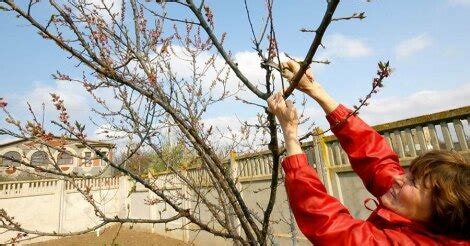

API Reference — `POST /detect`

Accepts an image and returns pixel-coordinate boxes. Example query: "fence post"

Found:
[312,128,333,195]
[56,179,66,235]
[118,175,130,217]
[147,171,157,233]
[229,151,243,239]
[181,169,190,243]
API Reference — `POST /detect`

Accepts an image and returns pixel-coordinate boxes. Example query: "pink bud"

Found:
[0,98,7,108]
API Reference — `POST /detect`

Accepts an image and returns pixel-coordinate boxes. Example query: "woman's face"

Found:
[380,173,432,222]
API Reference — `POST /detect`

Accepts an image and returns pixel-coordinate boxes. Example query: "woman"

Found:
[267,61,469,245]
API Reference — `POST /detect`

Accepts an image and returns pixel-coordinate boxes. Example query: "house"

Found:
[0,137,115,179]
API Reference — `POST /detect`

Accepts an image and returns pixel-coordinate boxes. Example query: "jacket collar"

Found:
[375,205,433,234]
[365,198,423,227]
[368,201,465,243]
[376,206,413,225]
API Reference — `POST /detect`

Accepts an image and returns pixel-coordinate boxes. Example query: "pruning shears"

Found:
[261,61,283,72]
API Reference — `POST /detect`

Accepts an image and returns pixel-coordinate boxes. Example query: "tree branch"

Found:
[185,0,267,100]
[283,0,339,98]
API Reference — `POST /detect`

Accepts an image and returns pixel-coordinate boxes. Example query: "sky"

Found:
[1,0,469,147]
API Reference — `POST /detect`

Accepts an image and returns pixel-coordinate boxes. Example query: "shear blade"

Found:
[262,61,282,71]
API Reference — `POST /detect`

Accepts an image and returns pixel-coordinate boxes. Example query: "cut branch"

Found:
[332,12,365,21]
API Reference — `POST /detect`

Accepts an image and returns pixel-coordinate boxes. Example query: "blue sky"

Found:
[1,0,469,145]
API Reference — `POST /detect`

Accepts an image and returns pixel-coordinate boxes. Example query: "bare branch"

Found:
[299,61,392,141]
[185,0,267,100]
[332,12,366,21]
[283,0,340,98]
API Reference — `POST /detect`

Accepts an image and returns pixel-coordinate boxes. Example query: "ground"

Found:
[29,225,188,246]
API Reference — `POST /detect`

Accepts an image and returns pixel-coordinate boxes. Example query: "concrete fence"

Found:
[0,177,122,244]
[0,106,468,245]
[0,168,307,245]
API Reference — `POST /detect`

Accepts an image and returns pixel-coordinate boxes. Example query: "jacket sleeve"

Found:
[326,104,404,197]
[282,154,390,245]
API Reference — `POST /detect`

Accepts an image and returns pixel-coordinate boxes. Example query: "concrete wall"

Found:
[122,178,311,246]
[0,177,121,244]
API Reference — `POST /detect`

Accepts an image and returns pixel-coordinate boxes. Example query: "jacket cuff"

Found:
[325,104,353,126]
[282,153,309,174]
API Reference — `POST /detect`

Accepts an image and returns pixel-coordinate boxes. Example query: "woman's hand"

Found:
[267,91,298,136]
[267,91,302,155]
[281,60,339,114]
[281,60,315,93]
[281,61,326,99]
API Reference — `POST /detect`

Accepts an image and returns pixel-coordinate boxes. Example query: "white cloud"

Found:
[87,0,122,21]
[298,105,327,129]
[47,81,88,108]
[395,34,431,59]
[234,51,266,85]
[203,115,241,129]
[202,114,274,153]
[93,124,129,140]
[319,34,373,59]
[19,80,91,120]
[0,80,102,143]
[5,79,124,137]
[202,115,248,146]
[448,0,470,6]
[158,46,292,102]
[232,51,269,99]
[166,45,246,99]
[359,83,470,125]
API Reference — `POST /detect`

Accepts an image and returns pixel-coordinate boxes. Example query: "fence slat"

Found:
[253,158,259,176]
[399,131,409,156]
[393,130,406,157]
[427,124,440,150]
[405,129,417,157]
[440,122,454,150]
[252,158,258,176]
[258,157,263,176]
[389,132,398,155]
[327,145,335,167]
[333,143,342,165]
[253,159,258,176]
[453,119,468,151]
[241,162,247,177]
[257,158,265,175]
[261,156,268,175]
[383,132,393,150]
[341,149,350,165]
[416,126,428,153]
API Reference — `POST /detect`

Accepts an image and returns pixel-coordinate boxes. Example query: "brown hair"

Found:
[409,150,469,239]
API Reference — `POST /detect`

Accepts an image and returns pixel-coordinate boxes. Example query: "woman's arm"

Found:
[267,93,391,245]
[281,60,404,197]
[327,105,404,197]
[283,153,391,245]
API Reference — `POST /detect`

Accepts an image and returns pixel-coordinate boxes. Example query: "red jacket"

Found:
[282,105,469,245]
